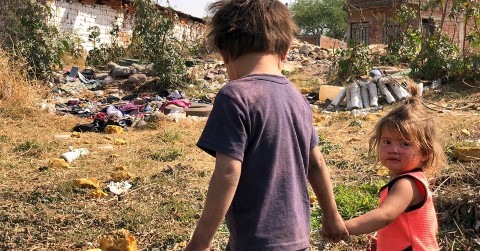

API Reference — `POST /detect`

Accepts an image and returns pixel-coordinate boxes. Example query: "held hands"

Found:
[319,213,349,243]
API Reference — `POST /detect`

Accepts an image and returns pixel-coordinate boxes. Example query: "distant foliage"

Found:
[382,5,421,65]
[130,0,186,89]
[411,32,461,80]
[332,40,371,84]
[86,24,125,67]
[290,0,347,39]
[2,0,62,79]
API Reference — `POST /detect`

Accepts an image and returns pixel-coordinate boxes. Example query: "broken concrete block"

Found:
[185,104,213,117]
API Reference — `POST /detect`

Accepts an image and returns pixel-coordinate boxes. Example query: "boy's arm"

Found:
[345,178,419,235]
[308,146,349,242]
[186,153,242,251]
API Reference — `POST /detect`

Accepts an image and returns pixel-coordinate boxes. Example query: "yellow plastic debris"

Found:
[71,132,81,138]
[114,138,127,145]
[91,188,108,198]
[74,178,100,189]
[98,229,137,251]
[461,129,471,136]
[104,125,124,134]
[111,171,133,182]
[49,158,70,169]
[454,147,480,161]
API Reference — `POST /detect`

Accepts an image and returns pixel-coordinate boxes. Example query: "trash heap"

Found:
[45,59,227,132]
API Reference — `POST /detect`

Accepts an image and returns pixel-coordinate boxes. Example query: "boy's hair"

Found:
[369,83,447,173]
[207,0,298,60]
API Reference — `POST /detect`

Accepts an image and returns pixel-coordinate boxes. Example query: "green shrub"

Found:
[86,25,125,67]
[149,149,184,162]
[333,40,371,84]
[3,0,63,79]
[411,32,461,80]
[130,0,186,89]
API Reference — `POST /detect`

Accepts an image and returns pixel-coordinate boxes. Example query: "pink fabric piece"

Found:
[160,100,192,111]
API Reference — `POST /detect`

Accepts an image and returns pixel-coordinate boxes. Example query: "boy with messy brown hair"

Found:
[185,0,348,250]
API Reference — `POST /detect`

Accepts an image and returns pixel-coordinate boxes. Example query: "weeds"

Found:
[150,149,184,162]
[13,140,39,153]
[318,133,341,154]
[334,182,384,219]
[157,129,183,143]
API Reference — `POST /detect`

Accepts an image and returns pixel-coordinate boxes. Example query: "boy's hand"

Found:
[320,213,349,242]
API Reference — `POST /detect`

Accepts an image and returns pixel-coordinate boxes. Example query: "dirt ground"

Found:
[0,66,479,250]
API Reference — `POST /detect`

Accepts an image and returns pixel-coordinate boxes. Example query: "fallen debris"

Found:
[98,229,137,251]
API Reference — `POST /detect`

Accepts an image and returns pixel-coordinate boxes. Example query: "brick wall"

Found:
[320,35,347,50]
[347,0,474,51]
[296,35,346,49]
[0,0,206,52]
[49,0,134,51]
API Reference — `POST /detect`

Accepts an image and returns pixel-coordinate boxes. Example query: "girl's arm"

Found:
[345,178,423,235]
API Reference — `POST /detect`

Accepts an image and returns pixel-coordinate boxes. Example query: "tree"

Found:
[290,0,347,39]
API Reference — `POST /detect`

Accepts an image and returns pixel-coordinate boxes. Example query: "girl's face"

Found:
[379,127,429,177]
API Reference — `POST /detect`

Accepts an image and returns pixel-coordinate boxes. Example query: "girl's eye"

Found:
[382,140,391,145]
[401,142,410,147]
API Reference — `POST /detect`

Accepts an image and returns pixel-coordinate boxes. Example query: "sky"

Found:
[157,0,293,19]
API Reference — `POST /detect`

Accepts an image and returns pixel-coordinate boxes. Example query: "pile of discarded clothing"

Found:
[68,90,192,133]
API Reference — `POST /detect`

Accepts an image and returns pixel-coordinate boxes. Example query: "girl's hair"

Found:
[206,0,298,61]
[369,82,447,173]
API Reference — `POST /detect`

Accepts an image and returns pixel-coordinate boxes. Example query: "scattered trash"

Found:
[48,158,70,169]
[98,229,136,251]
[107,180,132,195]
[461,129,471,136]
[98,145,115,151]
[104,125,124,134]
[71,132,81,138]
[91,188,109,198]
[114,138,127,145]
[111,171,133,182]
[74,178,100,189]
[60,148,89,163]
[54,135,71,140]
[454,146,480,161]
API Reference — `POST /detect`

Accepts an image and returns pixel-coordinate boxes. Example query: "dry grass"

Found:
[0,62,478,250]
[0,49,47,110]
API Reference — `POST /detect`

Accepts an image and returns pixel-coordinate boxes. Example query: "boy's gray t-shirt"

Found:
[197,74,319,251]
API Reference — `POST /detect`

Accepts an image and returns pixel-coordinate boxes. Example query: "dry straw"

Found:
[0,49,45,110]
